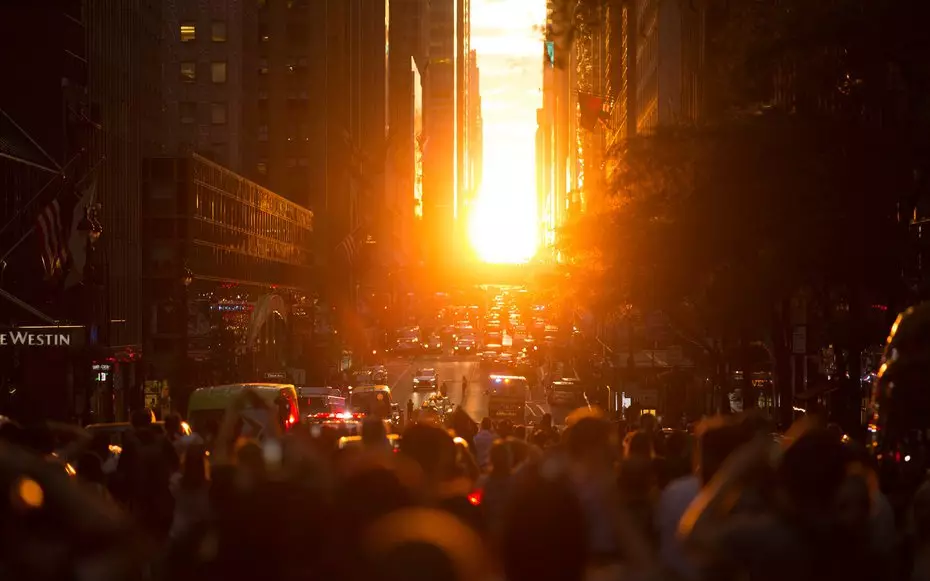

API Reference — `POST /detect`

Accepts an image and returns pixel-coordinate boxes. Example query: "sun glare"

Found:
[470,183,538,263]
[469,0,545,264]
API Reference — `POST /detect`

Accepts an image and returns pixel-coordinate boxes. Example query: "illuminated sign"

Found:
[92,363,112,383]
[0,331,72,346]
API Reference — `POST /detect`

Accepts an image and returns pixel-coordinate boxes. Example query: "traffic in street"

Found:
[383,351,550,426]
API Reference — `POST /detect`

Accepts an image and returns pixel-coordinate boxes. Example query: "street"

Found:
[383,353,549,425]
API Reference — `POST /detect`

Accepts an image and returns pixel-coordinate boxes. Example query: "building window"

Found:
[179,102,197,124]
[257,160,268,175]
[298,157,309,167]
[286,158,296,168]
[211,21,226,42]
[258,125,268,141]
[211,103,227,125]
[258,59,269,75]
[180,62,196,82]
[180,23,196,42]
[211,62,227,83]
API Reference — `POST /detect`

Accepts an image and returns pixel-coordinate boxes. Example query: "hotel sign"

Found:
[0,326,85,348]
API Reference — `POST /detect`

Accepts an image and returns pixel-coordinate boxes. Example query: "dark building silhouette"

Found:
[0,0,160,421]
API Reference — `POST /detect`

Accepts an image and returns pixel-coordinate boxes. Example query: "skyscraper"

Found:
[424,0,458,265]
[388,0,430,268]
[466,49,483,203]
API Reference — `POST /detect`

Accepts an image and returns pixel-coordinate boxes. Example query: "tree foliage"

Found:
[560,112,908,354]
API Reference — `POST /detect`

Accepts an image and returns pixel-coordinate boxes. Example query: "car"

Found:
[422,333,443,354]
[412,368,439,391]
[369,365,388,384]
[453,337,477,354]
[394,336,420,354]
[298,386,350,423]
[349,385,400,425]
[479,350,499,368]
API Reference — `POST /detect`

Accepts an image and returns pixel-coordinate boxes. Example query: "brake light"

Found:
[287,414,296,425]
[467,490,483,506]
[353,412,365,419]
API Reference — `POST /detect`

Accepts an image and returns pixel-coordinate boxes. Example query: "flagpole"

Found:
[0,155,105,267]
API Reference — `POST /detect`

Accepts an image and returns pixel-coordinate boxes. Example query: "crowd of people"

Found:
[0,388,925,581]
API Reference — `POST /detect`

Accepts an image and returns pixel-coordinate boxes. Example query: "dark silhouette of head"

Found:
[164,412,182,437]
[361,418,389,447]
[626,430,653,459]
[490,439,513,475]
[695,416,753,486]
[130,408,155,430]
[540,413,553,430]
[501,468,587,581]
[400,423,457,483]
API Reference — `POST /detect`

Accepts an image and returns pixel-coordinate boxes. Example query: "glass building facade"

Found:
[144,154,313,292]
[142,154,314,407]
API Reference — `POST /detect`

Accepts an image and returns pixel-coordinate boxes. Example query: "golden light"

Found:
[469,0,545,265]
[469,182,538,263]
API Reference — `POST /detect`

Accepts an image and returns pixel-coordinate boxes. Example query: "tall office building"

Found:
[424,0,458,265]
[388,0,430,269]
[537,25,576,259]
[467,50,483,198]
[0,0,161,419]
[157,0,253,172]
[456,0,471,230]
[633,0,704,132]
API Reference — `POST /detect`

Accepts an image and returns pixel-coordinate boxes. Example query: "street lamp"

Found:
[181,266,193,287]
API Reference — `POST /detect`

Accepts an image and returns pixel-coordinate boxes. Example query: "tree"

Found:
[559,112,909,418]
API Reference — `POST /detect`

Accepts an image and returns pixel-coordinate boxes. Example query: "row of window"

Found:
[190,243,311,290]
[180,22,226,43]
[192,173,313,230]
[191,219,312,266]
[190,157,314,230]
[193,190,311,248]
[180,102,228,125]
[180,61,227,83]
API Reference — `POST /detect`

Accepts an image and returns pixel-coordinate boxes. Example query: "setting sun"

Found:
[469,0,545,263]
[470,182,538,263]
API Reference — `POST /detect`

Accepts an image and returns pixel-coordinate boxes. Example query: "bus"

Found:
[486,374,529,423]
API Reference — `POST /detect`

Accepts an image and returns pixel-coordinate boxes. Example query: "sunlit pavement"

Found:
[385,354,549,425]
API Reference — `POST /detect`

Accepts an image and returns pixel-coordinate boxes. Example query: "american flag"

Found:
[37,199,67,278]
[335,222,367,267]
